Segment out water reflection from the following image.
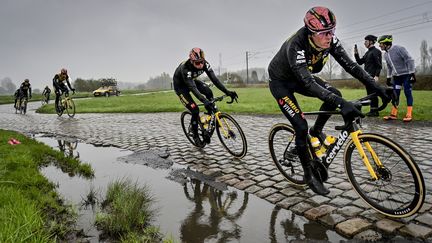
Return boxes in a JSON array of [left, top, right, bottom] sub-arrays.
[[57, 139, 80, 159], [180, 178, 248, 243], [269, 206, 329, 242]]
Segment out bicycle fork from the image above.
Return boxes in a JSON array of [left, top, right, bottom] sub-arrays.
[[350, 130, 384, 180], [215, 112, 233, 139]]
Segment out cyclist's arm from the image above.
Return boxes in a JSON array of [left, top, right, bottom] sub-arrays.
[[29, 85, 32, 97], [204, 62, 229, 94], [65, 75, 74, 90], [182, 70, 207, 102], [287, 41, 334, 102]]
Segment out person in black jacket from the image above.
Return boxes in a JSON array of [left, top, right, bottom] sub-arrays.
[[173, 48, 238, 146], [354, 35, 382, 116], [268, 6, 389, 195]]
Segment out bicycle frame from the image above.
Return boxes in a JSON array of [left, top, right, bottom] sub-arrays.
[[305, 111, 382, 181]]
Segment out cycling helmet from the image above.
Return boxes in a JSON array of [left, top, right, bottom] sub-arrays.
[[304, 6, 336, 32], [365, 35, 377, 42], [189, 48, 205, 62], [61, 68, 67, 74], [378, 35, 392, 44], [24, 79, 29, 83]]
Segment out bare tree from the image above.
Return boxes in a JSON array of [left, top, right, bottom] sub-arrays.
[[322, 55, 339, 80], [420, 40, 430, 74], [0, 77, 16, 94]]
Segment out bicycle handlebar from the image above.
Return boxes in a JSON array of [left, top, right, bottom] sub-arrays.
[[197, 95, 237, 106]]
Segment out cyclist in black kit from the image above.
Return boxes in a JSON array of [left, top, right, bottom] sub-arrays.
[[14, 79, 32, 109], [173, 48, 238, 146], [53, 68, 75, 113], [268, 6, 389, 195]]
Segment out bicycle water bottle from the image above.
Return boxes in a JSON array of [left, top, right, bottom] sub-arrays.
[[200, 114, 211, 129], [317, 135, 336, 158], [310, 137, 324, 158]]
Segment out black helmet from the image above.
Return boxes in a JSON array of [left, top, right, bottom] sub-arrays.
[[378, 35, 393, 44], [365, 35, 377, 42]]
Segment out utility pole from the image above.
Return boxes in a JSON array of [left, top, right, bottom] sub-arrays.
[[246, 51, 249, 84]]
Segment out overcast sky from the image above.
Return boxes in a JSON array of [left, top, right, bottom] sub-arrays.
[[1, 0, 432, 89]]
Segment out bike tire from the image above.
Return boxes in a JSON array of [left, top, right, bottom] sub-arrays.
[[344, 133, 425, 218], [65, 98, 76, 118], [41, 98, 46, 105], [180, 111, 206, 148], [215, 113, 247, 158], [268, 123, 306, 186]]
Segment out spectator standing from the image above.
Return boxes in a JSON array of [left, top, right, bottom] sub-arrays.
[[354, 35, 382, 117], [378, 35, 415, 122]]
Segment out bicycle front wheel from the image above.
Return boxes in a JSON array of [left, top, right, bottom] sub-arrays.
[[215, 113, 247, 158], [65, 98, 75, 118], [344, 133, 425, 218], [180, 111, 206, 148], [56, 100, 63, 116], [22, 100, 27, 114], [268, 123, 306, 186]]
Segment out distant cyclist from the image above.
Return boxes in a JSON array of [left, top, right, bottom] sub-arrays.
[[173, 48, 238, 146], [53, 68, 75, 112], [14, 79, 32, 109], [378, 35, 415, 122], [268, 6, 389, 195], [42, 85, 51, 104]]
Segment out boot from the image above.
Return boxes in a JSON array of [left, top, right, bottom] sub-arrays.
[[403, 106, 413, 122], [303, 162, 330, 195], [383, 106, 398, 120]]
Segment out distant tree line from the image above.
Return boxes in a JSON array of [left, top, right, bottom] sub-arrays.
[[0, 77, 16, 94]]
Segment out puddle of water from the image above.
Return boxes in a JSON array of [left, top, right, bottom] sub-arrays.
[[36, 135, 347, 242]]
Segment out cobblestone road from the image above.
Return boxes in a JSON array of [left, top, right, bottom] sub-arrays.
[[1, 102, 431, 241]]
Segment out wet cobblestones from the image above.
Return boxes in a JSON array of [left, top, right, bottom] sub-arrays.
[[1, 102, 431, 241]]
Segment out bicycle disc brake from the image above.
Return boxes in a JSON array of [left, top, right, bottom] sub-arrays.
[[311, 159, 328, 182]]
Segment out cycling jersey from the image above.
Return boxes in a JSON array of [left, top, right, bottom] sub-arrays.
[[53, 73, 69, 85], [19, 82, 32, 97], [383, 45, 415, 77], [268, 27, 379, 103], [173, 60, 228, 102]]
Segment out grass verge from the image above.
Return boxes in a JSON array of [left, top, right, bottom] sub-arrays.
[[35, 87, 432, 121], [95, 178, 172, 242], [0, 129, 94, 242]]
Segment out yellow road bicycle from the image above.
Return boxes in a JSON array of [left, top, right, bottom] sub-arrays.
[[268, 93, 425, 218], [181, 95, 247, 158], [15, 96, 28, 115], [55, 92, 75, 118]]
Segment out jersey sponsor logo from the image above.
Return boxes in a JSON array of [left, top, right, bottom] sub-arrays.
[[187, 72, 192, 78], [279, 96, 300, 117], [296, 50, 306, 64], [206, 62, 212, 71]]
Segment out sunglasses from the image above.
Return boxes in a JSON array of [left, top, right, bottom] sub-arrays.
[[193, 60, 204, 65], [312, 28, 336, 37]]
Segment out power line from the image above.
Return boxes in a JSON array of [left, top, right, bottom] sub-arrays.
[[337, 1, 432, 30]]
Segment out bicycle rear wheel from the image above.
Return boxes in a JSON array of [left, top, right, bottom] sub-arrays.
[[268, 123, 306, 186], [215, 113, 247, 158], [65, 98, 75, 118], [344, 133, 425, 218], [180, 111, 206, 148]]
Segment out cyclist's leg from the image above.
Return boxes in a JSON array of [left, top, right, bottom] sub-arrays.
[[178, 91, 201, 142], [301, 76, 341, 142], [53, 81, 62, 107], [270, 80, 329, 195], [401, 74, 413, 121]]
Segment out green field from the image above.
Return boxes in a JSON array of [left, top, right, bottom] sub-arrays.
[[32, 87, 432, 121]]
